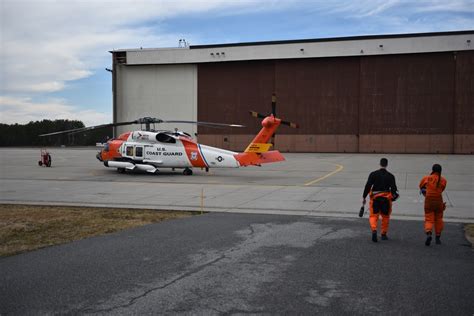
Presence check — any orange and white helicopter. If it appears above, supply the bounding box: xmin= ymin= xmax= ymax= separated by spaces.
xmin=40 ymin=96 xmax=298 ymax=175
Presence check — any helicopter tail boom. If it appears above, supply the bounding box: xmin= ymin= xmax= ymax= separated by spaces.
xmin=234 ymin=151 xmax=285 ymax=166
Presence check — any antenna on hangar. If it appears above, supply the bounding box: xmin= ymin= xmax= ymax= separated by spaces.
xmin=178 ymin=39 xmax=188 ymax=48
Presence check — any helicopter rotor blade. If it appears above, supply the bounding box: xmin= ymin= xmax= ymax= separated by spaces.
xmin=271 ymin=93 xmax=276 ymax=116
xmin=161 ymin=120 xmax=245 ymax=128
xmin=249 ymin=111 xmax=266 ymax=119
xmin=280 ymin=120 xmax=299 ymax=129
xmin=38 ymin=120 xmax=137 ymax=137
xmin=38 ymin=117 xmax=244 ymax=137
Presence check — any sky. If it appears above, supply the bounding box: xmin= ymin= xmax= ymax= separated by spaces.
xmin=0 ymin=0 xmax=473 ymax=126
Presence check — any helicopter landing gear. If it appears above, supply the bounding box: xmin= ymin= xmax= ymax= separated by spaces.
xmin=117 ymin=168 xmax=126 ymax=173
xmin=183 ymin=168 xmax=193 ymax=176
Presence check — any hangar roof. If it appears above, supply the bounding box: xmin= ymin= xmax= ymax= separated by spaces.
xmin=113 ymin=30 xmax=473 ymax=65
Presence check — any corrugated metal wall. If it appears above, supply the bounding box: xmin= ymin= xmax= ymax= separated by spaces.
xmin=455 ymin=51 xmax=474 ymax=153
xmin=197 ymin=61 xmax=274 ymax=150
xmin=115 ymin=64 xmax=198 ymax=136
xmin=359 ymin=53 xmax=454 ymax=135
xmin=197 ymin=51 xmax=474 ymax=153
xmin=276 ymin=58 xmax=360 ymax=135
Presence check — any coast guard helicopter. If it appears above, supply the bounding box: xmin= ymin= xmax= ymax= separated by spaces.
xmin=40 ymin=95 xmax=298 ymax=175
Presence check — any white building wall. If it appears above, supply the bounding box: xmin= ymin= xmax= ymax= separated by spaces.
xmin=115 ymin=64 xmax=197 ymax=136
xmin=124 ymin=33 xmax=473 ymax=65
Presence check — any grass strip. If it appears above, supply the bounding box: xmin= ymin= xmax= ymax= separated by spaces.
xmin=465 ymin=223 xmax=474 ymax=247
xmin=0 ymin=204 xmax=196 ymax=257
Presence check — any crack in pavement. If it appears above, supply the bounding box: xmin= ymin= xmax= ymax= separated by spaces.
xmin=223 ymin=308 xmax=271 ymax=315
xmin=77 ymin=222 xmax=354 ymax=314
xmin=80 ymin=254 xmax=227 ymax=314
xmin=248 ymin=224 xmax=256 ymax=237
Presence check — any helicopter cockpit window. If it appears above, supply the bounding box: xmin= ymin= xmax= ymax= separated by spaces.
xmin=156 ymin=133 xmax=176 ymax=143
xmin=126 ymin=146 xmax=134 ymax=156
xmin=135 ymin=147 xmax=143 ymax=157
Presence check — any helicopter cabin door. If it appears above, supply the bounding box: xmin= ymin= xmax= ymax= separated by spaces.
xmin=133 ymin=145 xmax=144 ymax=161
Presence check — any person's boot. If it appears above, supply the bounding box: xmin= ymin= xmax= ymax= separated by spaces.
xmin=425 ymin=232 xmax=432 ymax=246
xmin=381 ymin=233 xmax=388 ymax=240
xmin=372 ymin=230 xmax=378 ymax=243
xmin=435 ymin=235 xmax=441 ymax=245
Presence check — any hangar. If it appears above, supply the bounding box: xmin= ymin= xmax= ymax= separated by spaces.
xmin=111 ymin=30 xmax=473 ymax=153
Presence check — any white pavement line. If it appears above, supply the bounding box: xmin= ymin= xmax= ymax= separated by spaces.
xmin=304 ymin=163 xmax=344 ymax=186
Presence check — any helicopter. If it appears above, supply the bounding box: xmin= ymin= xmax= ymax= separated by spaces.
xmin=39 ymin=95 xmax=298 ymax=175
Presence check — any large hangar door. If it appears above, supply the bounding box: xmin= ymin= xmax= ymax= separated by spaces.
xmin=197 ymin=61 xmax=274 ymax=150
xmin=359 ymin=52 xmax=455 ymax=153
xmin=455 ymin=51 xmax=474 ymax=154
xmin=197 ymin=52 xmax=470 ymax=153
xmin=197 ymin=58 xmax=361 ymax=153
xmin=275 ymin=58 xmax=360 ymax=152
xmin=115 ymin=64 xmax=197 ymax=137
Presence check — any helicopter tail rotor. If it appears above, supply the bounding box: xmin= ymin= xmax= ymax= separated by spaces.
xmin=248 ymin=93 xmax=299 ymax=147
xmin=249 ymin=93 xmax=299 ymax=128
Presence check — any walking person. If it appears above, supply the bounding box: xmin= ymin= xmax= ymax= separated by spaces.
xmin=419 ymin=164 xmax=447 ymax=246
xmin=362 ymin=158 xmax=399 ymax=242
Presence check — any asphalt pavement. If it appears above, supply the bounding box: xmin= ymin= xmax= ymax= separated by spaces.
xmin=1 ymin=212 xmax=473 ymax=315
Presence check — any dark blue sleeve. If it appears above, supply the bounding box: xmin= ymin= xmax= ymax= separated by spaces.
xmin=363 ymin=172 xmax=375 ymax=198
xmin=390 ymin=173 xmax=398 ymax=195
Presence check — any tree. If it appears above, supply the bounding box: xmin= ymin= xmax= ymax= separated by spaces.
xmin=0 ymin=120 xmax=113 ymax=146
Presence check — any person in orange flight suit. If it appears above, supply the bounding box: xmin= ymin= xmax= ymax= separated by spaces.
xmin=362 ymin=158 xmax=399 ymax=242
xmin=419 ymin=164 xmax=447 ymax=246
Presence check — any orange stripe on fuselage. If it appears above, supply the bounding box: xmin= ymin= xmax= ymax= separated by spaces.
xmin=100 ymin=132 xmax=129 ymax=162
xmin=101 ymin=139 xmax=123 ymax=161
xmin=117 ymin=132 xmax=131 ymax=141
xmin=181 ymin=138 xmax=207 ymax=168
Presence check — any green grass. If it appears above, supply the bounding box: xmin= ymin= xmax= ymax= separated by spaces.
xmin=465 ymin=224 xmax=474 ymax=243
xmin=0 ymin=204 xmax=197 ymax=257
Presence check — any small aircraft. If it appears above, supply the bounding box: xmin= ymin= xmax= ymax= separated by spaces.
xmin=39 ymin=95 xmax=298 ymax=175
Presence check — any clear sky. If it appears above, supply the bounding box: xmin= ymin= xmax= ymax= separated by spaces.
xmin=1 ymin=0 xmax=473 ymax=126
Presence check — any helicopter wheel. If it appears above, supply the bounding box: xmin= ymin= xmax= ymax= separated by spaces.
xmin=117 ymin=168 xmax=126 ymax=173
xmin=183 ymin=168 xmax=193 ymax=176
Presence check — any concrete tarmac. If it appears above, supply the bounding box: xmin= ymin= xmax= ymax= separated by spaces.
xmin=0 ymin=213 xmax=473 ymax=314
xmin=0 ymin=148 xmax=472 ymax=222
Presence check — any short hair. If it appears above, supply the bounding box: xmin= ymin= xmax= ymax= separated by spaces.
xmin=380 ymin=158 xmax=388 ymax=167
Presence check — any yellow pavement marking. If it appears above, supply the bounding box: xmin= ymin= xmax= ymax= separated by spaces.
xmin=304 ymin=163 xmax=344 ymax=186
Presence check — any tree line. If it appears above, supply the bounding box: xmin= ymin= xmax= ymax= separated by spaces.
xmin=0 ymin=119 xmax=113 ymax=146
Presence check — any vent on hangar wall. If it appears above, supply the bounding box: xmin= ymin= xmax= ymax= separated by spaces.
xmin=114 ymin=52 xmax=127 ymax=64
